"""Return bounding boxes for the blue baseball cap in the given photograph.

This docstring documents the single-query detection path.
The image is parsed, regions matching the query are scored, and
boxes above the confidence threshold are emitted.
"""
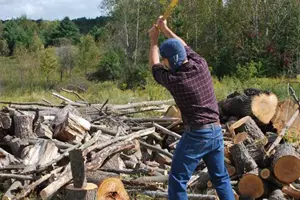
[159,38,187,71]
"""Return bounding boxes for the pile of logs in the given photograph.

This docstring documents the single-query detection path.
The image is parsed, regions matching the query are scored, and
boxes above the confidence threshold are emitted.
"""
[0,87,299,200]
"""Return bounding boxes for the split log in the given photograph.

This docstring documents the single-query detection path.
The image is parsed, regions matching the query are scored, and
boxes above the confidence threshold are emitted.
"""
[20,139,59,166]
[35,123,53,139]
[282,185,300,199]
[246,140,269,168]
[40,165,73,200]
[101,153,125,171]
[54,112,90,142]
[52,104,81,128]
[188,168,210,190]
[65,183,98,200]
[230,143,257,175]
[2,181,22,200]
[238,169,267,199]
[269,189,287,200]
[271,99,300,138]
[219,89,278,124]
[14,115,36,139]
[229,116,267,146]
[271,144,300,183]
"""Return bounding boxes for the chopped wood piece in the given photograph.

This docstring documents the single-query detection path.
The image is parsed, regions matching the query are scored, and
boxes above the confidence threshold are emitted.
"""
[65,183,98,200]
[238,169,266,199]
[21,139,59,166]
[0,147,22,167]
[54,112,90,142]
[230,143,257,175]
[226,164,236,177]
[233,132,248,144]
[282,185,300,199]
[272,144,300,183]
[269,189,287,200]
[271,99,300,138]
[229,116,266,146]
[3,135,27,157]
[14,115,36,139]
[153,123,181,139]
[2,181,22,200]
[97,178,130,200]
[35,123,53,139]
[259,168,271,180]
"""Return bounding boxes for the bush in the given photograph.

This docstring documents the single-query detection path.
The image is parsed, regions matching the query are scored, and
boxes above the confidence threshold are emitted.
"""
[236,61,262,80]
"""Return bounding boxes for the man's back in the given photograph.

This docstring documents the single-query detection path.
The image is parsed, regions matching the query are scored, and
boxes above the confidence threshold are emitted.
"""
[152,46,219,126]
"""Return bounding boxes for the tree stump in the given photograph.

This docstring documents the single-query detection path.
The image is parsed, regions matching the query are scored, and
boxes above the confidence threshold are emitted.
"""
[269,189,287,200]
[230,143,257,175]
[14,115,35,139]
[238,169,266,199]
[65,183,98,200]
[272,144,300,183]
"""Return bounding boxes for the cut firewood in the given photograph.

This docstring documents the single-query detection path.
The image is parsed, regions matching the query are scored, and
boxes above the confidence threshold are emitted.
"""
[246,139,269,168]
[271,144,300,183]
[14,115,36,139]
[229,116,267,146]
[238,169,267,199]
[2,181,22,200]
[282,185,300,199]
[3,135,28,157]
[259,168,271,180]
[230,143,257,175]
[20,139,59,166]
[271,99,300,138]
[188,168,210,190]
[219,89,278,124]
[269,189,287,200]
[233,132,248,144]
[35,123,53,139]
[54,112,90,142]
[0,147,22,167]
[226,164,236,177]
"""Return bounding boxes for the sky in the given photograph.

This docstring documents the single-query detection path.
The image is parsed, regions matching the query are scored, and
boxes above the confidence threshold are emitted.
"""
[0,0,105,20]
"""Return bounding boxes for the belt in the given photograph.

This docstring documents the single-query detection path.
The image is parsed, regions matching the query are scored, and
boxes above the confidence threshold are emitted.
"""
[185,122,221,131]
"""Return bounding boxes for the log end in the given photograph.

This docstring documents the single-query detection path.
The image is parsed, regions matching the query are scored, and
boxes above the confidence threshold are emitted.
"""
[274,155,300,183]
[251,93,278,124]
[238,174,264,199]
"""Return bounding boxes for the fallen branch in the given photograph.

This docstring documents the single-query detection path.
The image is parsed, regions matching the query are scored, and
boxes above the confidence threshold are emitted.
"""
[153,123,181,139]
[139,140,173,158]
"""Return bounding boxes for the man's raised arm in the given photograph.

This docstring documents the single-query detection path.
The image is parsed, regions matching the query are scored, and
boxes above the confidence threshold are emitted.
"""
[156,16,187,47]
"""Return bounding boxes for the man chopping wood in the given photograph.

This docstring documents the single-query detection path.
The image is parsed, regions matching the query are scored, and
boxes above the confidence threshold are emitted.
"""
[148,16,234,200]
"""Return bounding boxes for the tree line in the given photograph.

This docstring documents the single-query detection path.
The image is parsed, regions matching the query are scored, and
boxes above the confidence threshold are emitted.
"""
[0,0,299,91]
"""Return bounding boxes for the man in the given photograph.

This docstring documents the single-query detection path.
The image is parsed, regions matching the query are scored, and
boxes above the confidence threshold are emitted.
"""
[148,16,235,200]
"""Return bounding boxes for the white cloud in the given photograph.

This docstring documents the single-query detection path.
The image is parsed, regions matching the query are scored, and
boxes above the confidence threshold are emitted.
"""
[0,0,105,20]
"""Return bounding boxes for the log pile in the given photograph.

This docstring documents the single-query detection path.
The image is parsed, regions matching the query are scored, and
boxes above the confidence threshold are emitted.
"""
[0,87,299,200]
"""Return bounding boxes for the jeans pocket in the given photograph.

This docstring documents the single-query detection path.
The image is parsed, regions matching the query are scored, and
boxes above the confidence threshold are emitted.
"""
[184,134,208,154]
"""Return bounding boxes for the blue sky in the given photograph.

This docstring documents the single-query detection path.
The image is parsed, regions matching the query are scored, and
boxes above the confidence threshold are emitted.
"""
[0,0,105,20]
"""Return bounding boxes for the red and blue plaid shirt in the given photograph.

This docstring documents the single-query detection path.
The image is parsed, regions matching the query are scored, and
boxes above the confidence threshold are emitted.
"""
[152,46,219,126]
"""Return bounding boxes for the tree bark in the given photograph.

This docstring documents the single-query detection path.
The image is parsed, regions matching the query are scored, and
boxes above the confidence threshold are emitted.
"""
[230,143,257,175]
[269,189,287,200]
[14,115,36,139]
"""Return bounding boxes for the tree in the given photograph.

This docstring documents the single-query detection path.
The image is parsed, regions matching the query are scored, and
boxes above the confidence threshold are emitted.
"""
[77,34,99,75]
[40,47,59,84]
[51,17,81,45]
[56,45,77,81]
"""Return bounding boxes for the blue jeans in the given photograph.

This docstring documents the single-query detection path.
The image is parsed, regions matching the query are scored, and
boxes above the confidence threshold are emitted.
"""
[168,124,234,200]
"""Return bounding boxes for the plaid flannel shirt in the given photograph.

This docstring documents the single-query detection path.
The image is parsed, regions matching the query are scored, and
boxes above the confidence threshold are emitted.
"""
[152,46,219,126]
